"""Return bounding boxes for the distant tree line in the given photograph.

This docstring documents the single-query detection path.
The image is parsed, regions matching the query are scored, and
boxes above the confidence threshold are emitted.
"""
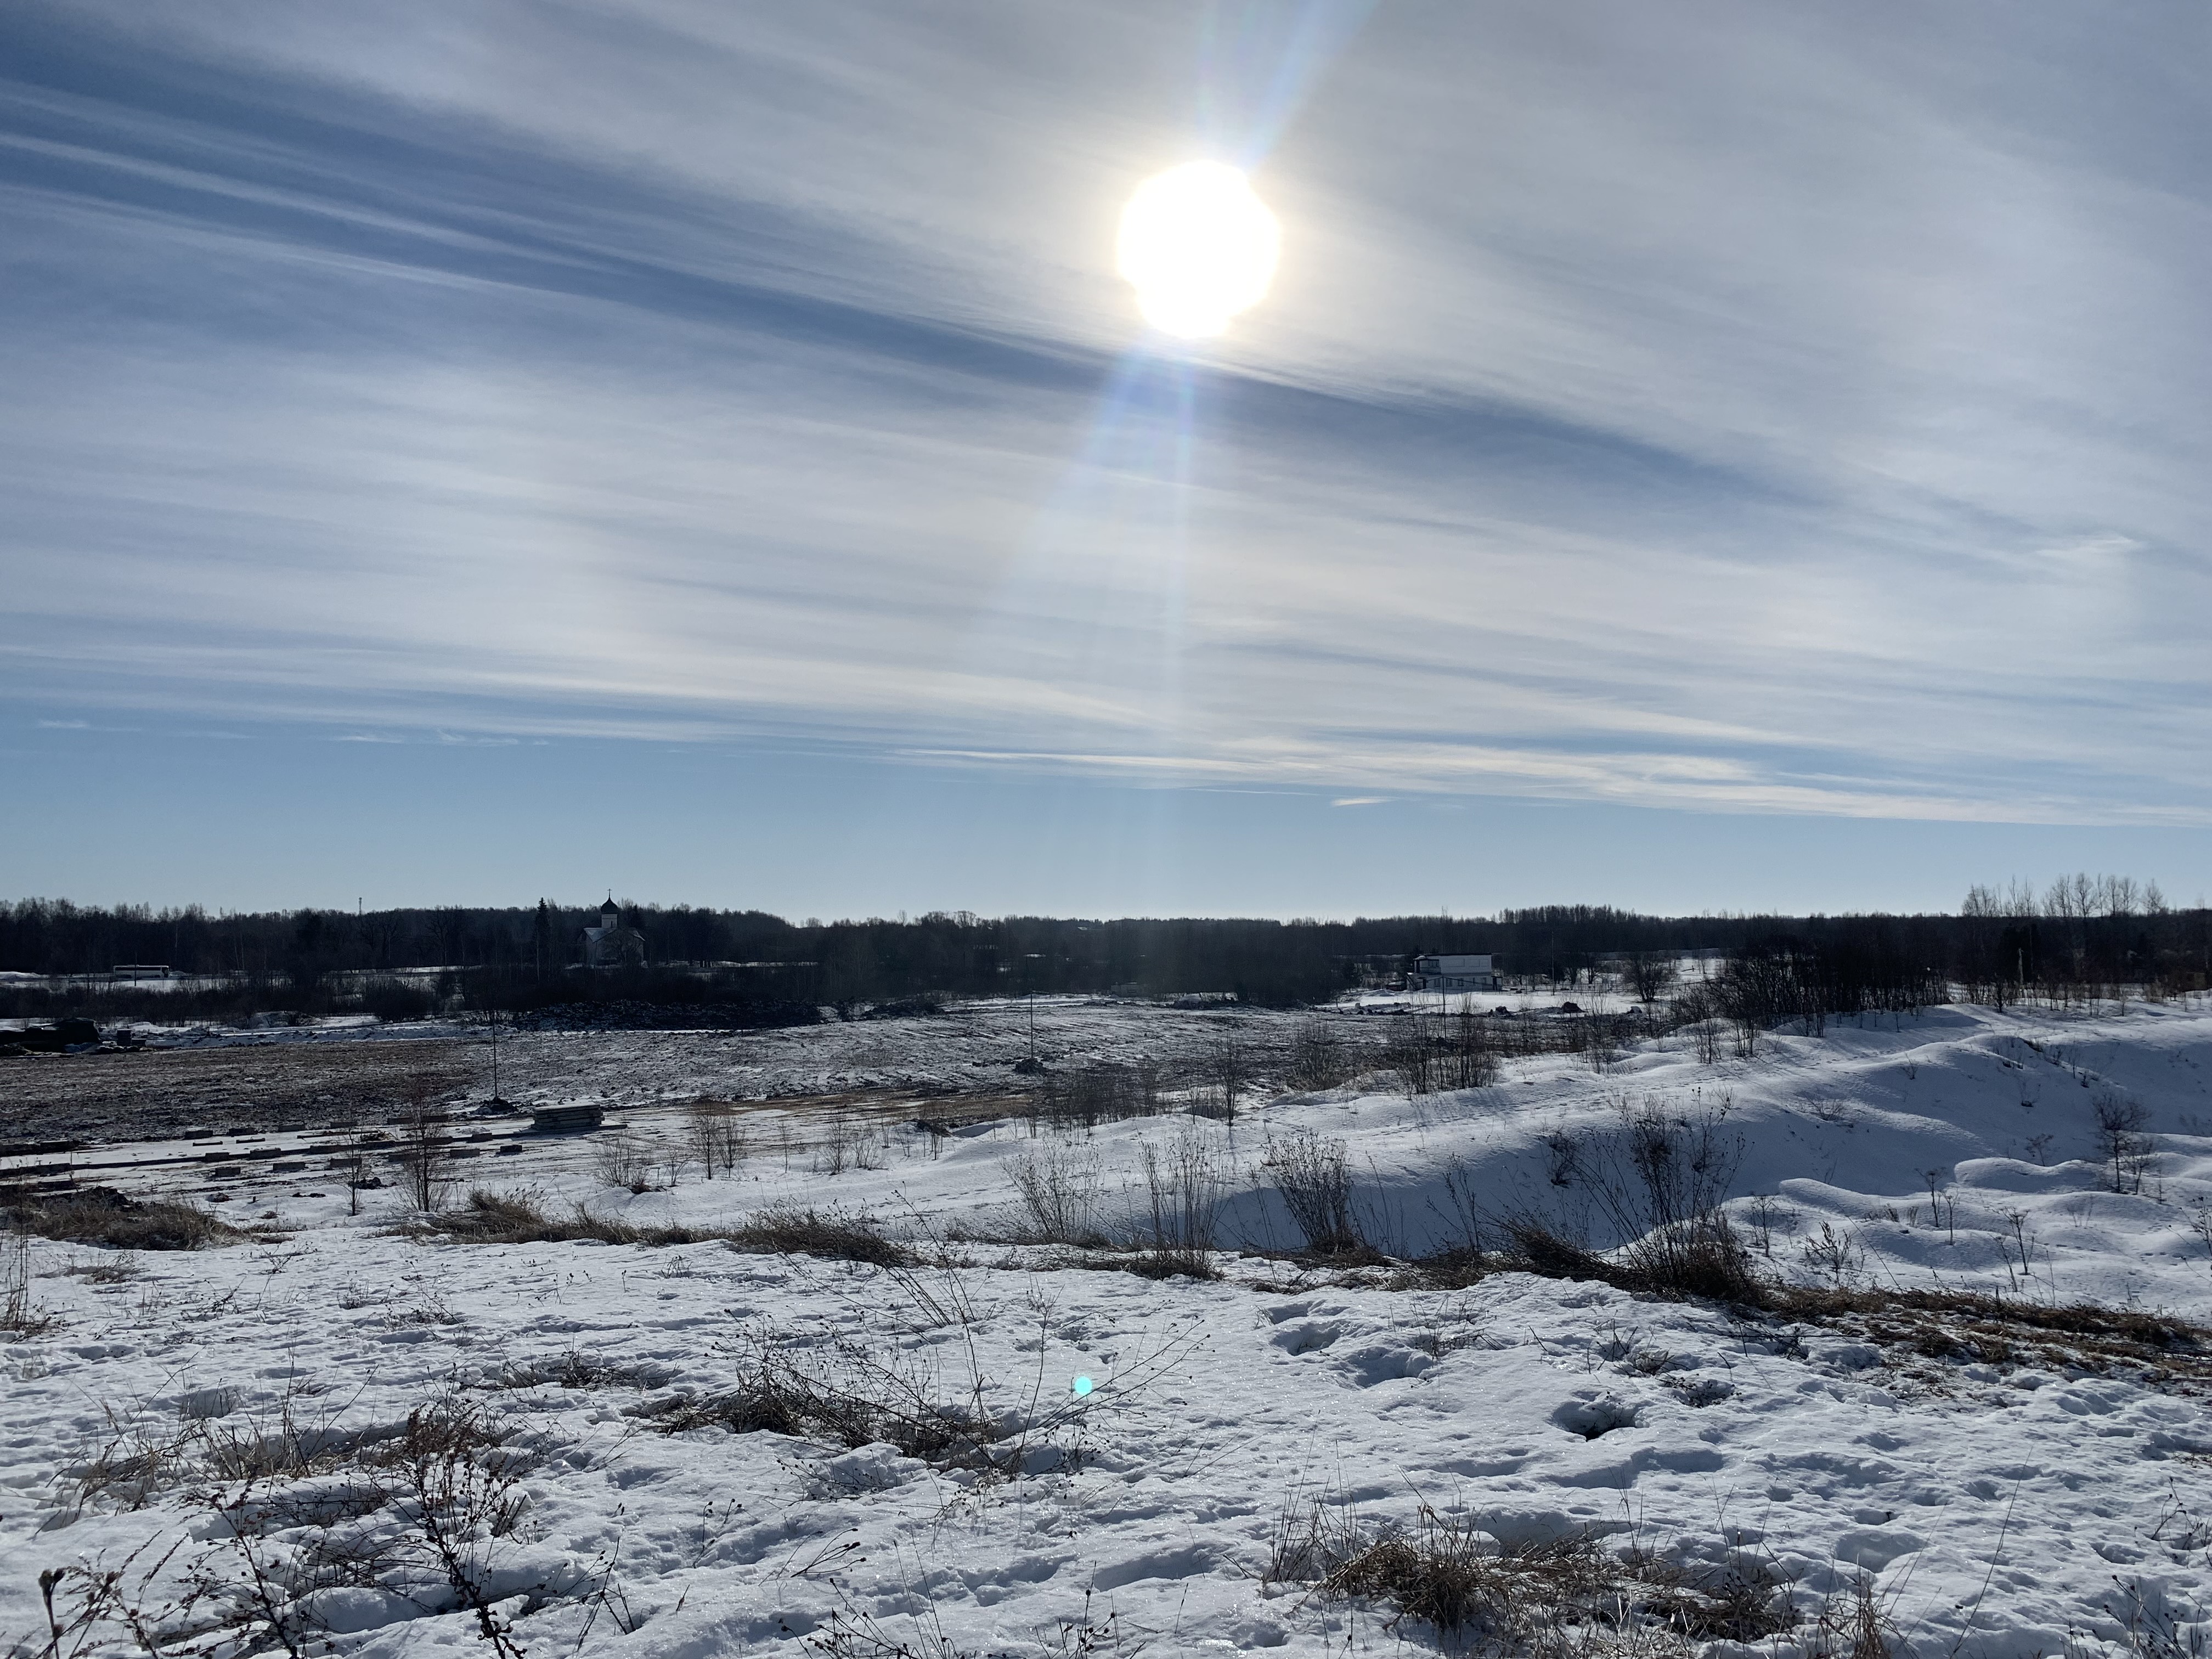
[2,876,2205,1023]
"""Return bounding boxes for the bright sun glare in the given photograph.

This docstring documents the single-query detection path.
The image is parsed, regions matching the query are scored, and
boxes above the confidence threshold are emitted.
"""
[1116,162,1280,339]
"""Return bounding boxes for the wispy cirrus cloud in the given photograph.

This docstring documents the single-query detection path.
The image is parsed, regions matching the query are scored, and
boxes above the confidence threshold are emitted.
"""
[3,1,2210,831]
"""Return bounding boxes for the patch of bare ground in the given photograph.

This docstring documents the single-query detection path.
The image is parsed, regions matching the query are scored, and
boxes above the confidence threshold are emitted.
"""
[0,1037,480,1141]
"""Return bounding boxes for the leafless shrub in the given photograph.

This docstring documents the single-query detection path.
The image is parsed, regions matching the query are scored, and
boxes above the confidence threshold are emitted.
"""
[812,1112,884,1175]
[1445,1001,1500,1090]
[1798,1222,1865,1286]
[686,1101,751,1180]
[1745,1193,1794,1259]
[1128,1132,1226,1279]
[1497,1213,1616,1283]
[592,1129,658,1192]
[1795,1572,1897,1659]
[1497,1105,1761,1304]
[1186,1031,1249,1121]
[1389,1013,1439,1097]
[1627,953,1678,1009]
[1288,1017,1351,1091]
[66,1250,144,1285]
[5,1187,238,1251]
[2102,1576,2210,1659]
[332,1126,376,1215]
[392,1095,455,1214]
[1031,1060,1167,1129]
[35,1386,554,1659]
[1007,1145,1107,1245]
[1263,1129,1363,1255]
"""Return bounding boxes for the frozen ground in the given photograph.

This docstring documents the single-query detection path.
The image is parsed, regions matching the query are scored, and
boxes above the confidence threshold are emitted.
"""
[6,998,2212,1656]
[1,998,1360,1143]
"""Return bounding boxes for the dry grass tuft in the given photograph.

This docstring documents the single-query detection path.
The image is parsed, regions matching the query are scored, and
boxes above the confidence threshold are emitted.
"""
[729,1206,912,1267]
[1412,1214,1766,1307]
[6,1187,240,1251]
[3,1233,56,1337]
[420,1188,717,1247]
[418,1189,912,1266]
[1278,1496,1795,1654]
[648,1334,1003,1469]
[1769,1286,2212,1383]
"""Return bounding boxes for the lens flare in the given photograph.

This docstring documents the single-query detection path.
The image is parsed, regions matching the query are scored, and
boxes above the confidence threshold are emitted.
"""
[1116,162,1280,338]
[1072,1375,1096,1397]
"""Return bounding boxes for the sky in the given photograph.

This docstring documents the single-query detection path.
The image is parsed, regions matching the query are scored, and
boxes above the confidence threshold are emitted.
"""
[5,1,2211,919]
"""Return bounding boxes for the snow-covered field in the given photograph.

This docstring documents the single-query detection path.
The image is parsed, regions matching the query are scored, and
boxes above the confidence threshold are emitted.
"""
[7,999,2212,1657]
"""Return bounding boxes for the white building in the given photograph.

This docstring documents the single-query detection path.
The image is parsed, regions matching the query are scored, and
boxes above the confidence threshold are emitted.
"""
[1406,952,1498,992]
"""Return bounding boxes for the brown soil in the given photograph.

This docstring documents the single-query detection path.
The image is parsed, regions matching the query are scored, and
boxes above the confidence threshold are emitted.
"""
[0,1040,475,1142]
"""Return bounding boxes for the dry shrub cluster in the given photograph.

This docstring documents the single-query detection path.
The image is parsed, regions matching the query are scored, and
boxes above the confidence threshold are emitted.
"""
[491,1351,674,1392]
[649,1337,996,1466]
[1129,1132,1226,1279]
[1486,1213,1764,1306]
[1263,1129,1365,1257]
[1007,1144,1108,1245]
[33,1387,566,1659]
[646,1318,1153,1481]
[1271,1497,1795,1655]
[1389,1007,1502,1096]
[1026,1059,1169,1129]
[422,1189,718,1247]
[5,1187,239,1251]
[1773,1286,2212,1383]
[417,1189,910,1266]
[732,1207,911,1268]
[1414,1104,1764,1305]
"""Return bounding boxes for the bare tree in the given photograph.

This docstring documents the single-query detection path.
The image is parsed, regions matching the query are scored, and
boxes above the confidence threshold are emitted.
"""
[2094,1093,2153,1194]
[1197,1030,1250,1121]
[393,1075,450,1214]
[1625,952,1678,1011]
[685,1102,749,1180]
[332,1125,374,1216]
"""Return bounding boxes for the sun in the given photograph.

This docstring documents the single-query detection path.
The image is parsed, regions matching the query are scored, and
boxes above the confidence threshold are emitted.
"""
[1116,162,1280,339]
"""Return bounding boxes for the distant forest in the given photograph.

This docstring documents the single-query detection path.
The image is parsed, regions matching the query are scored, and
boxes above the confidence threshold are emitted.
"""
[3,876,2208,1024]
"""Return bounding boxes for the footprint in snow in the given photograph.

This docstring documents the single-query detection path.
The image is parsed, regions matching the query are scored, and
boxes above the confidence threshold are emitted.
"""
[1551,1391,1641,1438]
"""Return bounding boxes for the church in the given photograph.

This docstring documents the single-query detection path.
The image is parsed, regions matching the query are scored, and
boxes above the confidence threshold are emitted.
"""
[579,898,646,968]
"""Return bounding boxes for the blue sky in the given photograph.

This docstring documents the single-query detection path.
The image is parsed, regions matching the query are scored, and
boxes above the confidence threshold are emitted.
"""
[5,2,2210,917]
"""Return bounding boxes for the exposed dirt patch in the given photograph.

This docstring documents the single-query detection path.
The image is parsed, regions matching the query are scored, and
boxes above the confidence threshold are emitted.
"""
[0,1039,478,1141]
